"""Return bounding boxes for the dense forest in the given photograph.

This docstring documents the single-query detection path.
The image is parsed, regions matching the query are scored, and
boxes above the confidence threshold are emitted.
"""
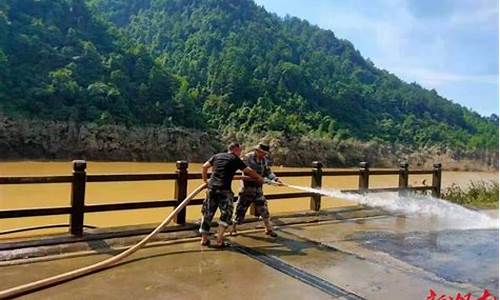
[0,0,497,166]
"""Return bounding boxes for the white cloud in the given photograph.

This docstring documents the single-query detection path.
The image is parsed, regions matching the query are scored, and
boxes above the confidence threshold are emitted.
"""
[255,0,499,114]
[316,0,497,79]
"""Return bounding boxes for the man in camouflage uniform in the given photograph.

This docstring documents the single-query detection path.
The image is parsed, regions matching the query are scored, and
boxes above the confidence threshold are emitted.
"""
[231,143,283,237]
[200,142,264,248]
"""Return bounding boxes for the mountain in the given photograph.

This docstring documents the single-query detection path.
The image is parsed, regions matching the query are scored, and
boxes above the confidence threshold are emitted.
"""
[0,0,497,161]
[0,0,202,128]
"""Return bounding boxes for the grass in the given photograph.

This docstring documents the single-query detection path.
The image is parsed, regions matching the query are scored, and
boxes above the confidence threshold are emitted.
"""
[441,180,499,209]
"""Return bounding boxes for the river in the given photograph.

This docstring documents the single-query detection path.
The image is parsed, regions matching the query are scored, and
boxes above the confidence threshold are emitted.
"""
[0,161,497,239]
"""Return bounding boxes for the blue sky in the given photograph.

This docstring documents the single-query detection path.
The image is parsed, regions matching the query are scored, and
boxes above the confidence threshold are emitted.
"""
[254,0,499,116]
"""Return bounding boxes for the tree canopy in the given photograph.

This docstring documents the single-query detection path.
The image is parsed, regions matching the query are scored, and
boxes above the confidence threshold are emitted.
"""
[0,0,497,152]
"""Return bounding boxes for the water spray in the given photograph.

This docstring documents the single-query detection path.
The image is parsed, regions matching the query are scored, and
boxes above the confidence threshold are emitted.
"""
[282,182,498,230]
[2,180,497,298]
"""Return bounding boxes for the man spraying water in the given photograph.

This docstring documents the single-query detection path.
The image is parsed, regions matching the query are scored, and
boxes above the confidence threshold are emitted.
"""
[231,143,284,237]
[200,142,265,248]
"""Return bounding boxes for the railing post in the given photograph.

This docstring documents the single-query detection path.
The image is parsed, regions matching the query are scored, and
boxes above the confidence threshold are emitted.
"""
[70,160,86,236]
[358,162,369,193]
[432,163,442,198]
[175,160,188,224]
[398,161,409,197]
[310,161,323,211]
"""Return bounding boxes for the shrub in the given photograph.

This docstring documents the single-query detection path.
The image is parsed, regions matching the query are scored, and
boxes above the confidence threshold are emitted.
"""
[441,180,499,209]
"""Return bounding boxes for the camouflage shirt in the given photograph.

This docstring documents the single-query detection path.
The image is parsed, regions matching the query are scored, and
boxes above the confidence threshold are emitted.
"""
[241,152,276,188]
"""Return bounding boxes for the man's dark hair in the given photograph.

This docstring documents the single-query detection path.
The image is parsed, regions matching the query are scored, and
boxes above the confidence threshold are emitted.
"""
[228,142,241,151]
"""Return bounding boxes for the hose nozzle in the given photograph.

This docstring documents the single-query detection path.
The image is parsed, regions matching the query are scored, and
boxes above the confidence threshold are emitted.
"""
[265,178,285,186]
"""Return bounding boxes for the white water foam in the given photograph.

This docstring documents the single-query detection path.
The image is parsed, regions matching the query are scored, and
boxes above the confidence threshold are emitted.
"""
[288,185,499,230]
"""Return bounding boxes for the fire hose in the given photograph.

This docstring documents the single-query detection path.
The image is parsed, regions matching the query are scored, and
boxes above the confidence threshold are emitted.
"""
[0,183,208,299]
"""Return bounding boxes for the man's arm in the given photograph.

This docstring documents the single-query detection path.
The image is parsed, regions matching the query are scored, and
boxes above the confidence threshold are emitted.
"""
[202,161,211,183]
[264,161,283,185]
[242,167,265,185]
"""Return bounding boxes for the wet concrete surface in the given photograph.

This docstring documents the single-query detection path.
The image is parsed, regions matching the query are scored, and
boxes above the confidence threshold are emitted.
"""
[274,214,499,299]
[1,241,333,300]
[349,229,499,294]
[1,211,498,299]
[235,230,481,300]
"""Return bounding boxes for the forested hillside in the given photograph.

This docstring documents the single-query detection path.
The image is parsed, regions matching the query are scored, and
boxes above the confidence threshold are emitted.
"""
[0,0,202,128]
[0,0,497,166]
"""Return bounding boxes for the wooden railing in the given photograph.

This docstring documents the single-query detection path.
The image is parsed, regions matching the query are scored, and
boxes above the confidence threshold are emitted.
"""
[0,160,442,236]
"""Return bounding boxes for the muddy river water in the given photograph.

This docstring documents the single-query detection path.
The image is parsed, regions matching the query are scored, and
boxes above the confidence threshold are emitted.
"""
[0,161,497,238]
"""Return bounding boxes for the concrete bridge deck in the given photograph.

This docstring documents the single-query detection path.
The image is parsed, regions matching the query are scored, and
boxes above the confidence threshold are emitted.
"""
[1,207,498,299]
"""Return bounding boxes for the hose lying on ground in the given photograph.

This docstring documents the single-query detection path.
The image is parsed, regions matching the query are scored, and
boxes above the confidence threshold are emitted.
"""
[0,183,207,299]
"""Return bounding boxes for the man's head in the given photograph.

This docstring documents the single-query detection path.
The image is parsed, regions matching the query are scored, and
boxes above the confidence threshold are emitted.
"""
[254,143,270,159]
[228,142,242,157]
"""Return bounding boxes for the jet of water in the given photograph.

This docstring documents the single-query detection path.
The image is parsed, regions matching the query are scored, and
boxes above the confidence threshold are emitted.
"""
[287,185,499,230]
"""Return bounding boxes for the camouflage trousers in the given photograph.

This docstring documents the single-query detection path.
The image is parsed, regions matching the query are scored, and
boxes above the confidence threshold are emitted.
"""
[199,188,234,234]
[233,187,270,225]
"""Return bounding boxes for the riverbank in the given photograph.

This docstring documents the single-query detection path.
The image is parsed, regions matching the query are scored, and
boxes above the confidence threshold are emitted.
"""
[1,117,498,170]
[442,180,499,209]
